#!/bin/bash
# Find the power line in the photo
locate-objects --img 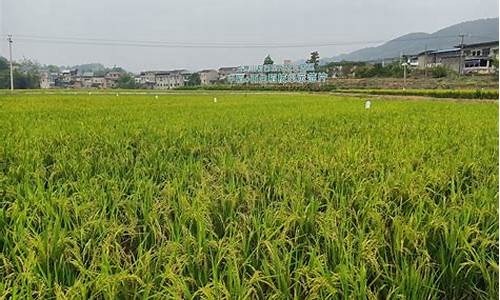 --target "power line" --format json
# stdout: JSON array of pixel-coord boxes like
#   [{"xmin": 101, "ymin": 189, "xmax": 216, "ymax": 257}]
[{"xmin": 0, "ymin": 33, "xmax": 473, "ymax": 49}]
